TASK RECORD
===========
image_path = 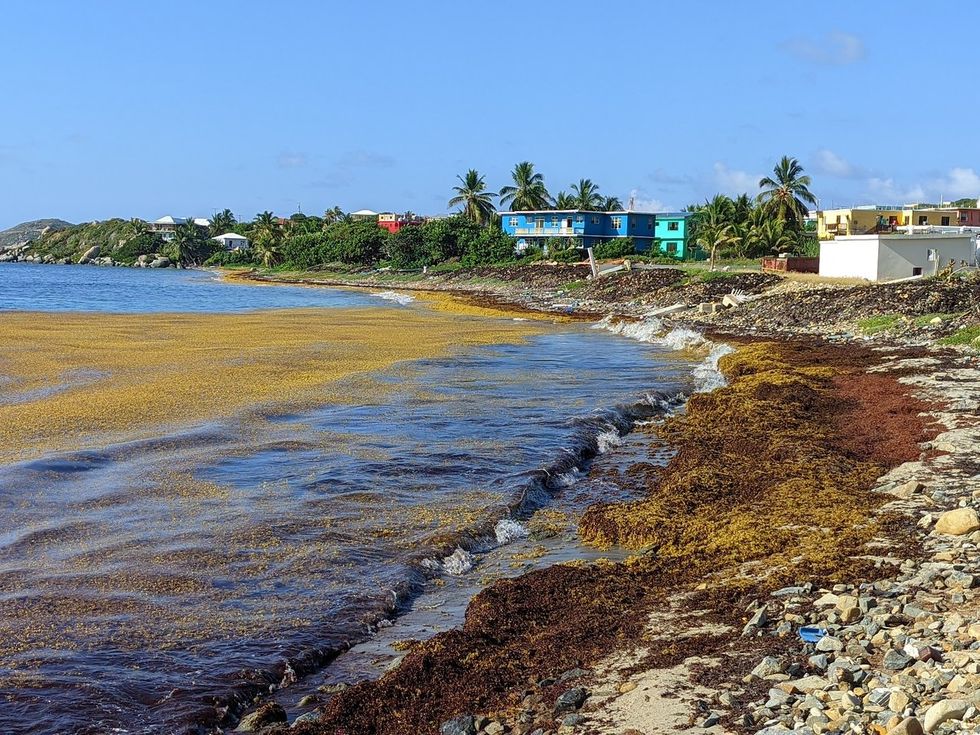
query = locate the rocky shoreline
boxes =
[213,345,967,735]
[199,265,980,735]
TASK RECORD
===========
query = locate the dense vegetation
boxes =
[21,155,821,271]
[684,156,819,269]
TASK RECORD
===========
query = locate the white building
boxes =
[819,233,977,282]
[212,232,249,251]
[148,215,211,241]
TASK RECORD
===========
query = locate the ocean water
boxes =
[0,264,708,734]
[0,262,380,312]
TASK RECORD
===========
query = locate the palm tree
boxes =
[254,211,277,230]
[448,169,496,225]
[209,209,237,236]
[758,156,817,230]
[694,195,740,270]
[697,223,740,272]
[129,218,148,236]
[732,194,754,224]
[252,229,281,267]
[570,179,603,210]
[553,191,577,210]
[498,161,551,211]
[323,206,345,224]
[601,196,623,211]
[749,219,796,257]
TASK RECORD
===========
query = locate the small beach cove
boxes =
[0,262,715,735]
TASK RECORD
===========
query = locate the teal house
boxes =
[653,213,693,258]
[500,210,693,258]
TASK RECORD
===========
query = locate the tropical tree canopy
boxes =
[209,208,237,236]
[499,161,552,211]
[758,156,817,228]
[448,169,497,225]
[570,178,603,210]
[553,191,577,210]
[323,206,345,224]
[601,196,623,211]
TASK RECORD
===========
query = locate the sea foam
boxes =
[373,290,415,305]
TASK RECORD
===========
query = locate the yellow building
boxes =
[816,207,903,239]
[818,206,974,239]
[901,207,959,227]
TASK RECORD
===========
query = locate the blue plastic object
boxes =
[799,626,826,644]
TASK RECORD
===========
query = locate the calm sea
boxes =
[0,263,702,734]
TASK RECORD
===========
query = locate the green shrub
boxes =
[204,249,256,267]
[461,227,518,266]
[551,247,584,263]
[385,225,428,268]
[593,238,635,259]
[112,233,164,264]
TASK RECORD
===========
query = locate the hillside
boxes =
[0,218,73,249]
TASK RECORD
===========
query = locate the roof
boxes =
[503,209,668,216]
[350,209,379,216]
[212,232,248,240]
[153,215,186,225]
[193,217,211,227]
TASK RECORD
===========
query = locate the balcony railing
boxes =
[512,227,582,236]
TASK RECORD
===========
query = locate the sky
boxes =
[1,0,979,229]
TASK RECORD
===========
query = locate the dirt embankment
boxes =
[279,339,939,735]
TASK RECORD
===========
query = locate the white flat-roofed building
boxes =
[819,233,977,281]
[212,232,249,250]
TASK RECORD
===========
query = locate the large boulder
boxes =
[935,508,980,536]
[149,256,171,269]
[78,245,100,264]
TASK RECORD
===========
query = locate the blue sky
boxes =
[1,1,978,228]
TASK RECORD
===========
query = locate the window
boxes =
[591,216,599,224]
[918,215,928,225]
[550,216,559,227]
[667,243,677,254]
[575,215,584,222]
[647,217,653,230]
[941,216,950,226]
[535,218,544,230]
[610,216,622,229]
[912,266,923,276]
[961,215,968,222]
[668,221,679,231]
[509,217,518,227]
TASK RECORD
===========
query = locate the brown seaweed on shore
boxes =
[291,339,939,735]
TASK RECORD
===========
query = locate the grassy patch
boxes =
[913,312,963,326]
[938,324,980,346]
[857,314,901,335]
[561,280,587,291]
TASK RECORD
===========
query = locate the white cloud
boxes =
[862,167,980,205]
[866,177,926,204]
[712,163,762,196]
[931,167,980,199]
[782,31,865,66]
[628,189,671,212]
[813,149,862,178]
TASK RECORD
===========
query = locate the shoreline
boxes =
[263,335,957,735]
[210,265,980,735]
[5,263,978,735]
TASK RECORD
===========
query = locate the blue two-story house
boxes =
[501,210,692,258]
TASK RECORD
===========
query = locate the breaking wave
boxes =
[592,315,732,393]
[373,290,415,305]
